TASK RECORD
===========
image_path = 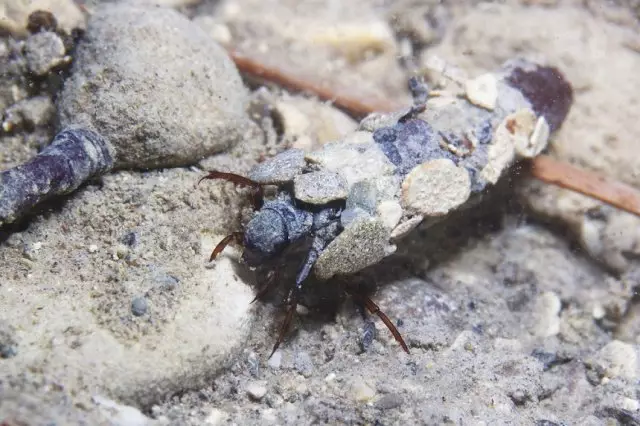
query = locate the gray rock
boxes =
[24,31,67,76]
[131,297,148,317]
[58,4,248,169]
[294,171,348,204]
[248,149,306,184]
[314,217,391,280]
[376,393,403,410]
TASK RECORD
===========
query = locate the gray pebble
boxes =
[24,31,67,76]
[294,171,348,204]
[359,320,376,353]
[376,393,403,410]
[346,180,378,215]
[315,217,391,280]
[131,297,148,317]
[58,4,248,169]
[294,351,314,378]
[249,149,306,184]
[154,272,180,292]
[120,231,139,248]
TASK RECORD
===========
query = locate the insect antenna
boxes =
[198,170,265,209]
[209,232,244,262]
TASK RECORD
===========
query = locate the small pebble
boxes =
[465,73,498,110]
[376,393,403,409]
[88,244,98,253]
[0,344,17,359]
[268,350,282,370]
[401,158,471,216]
[294,351,314,378]
[249,149,307,184]
[314,217,390,280]
[532,291,561,338]
[294,171,348,204]
[587,340,638,381]
[131,297,148,317]
[350,380,376,402]
[246,381,268,401]
[24,31,68,76]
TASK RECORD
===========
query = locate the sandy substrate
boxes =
[1,0,640,425]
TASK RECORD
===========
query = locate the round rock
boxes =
[58,4,248,169]
[294,170,348,204]
[249,149,306,184]
[401,159,471,217]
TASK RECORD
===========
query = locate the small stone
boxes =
[88,244,98,253]
[305,142,396,190]
[204,408,229,425]
[390,215,424,240]
[154,272,180,291]
[376,200,403,230]
[305,19,396,62]
[480,111,519,184]
[24,31,68,76]
[246,381,268,401]
[294,351,314,378]
[131,297,148,317]
[588,340,638,381]
[532,291,561,338]
[465,73,498,110]
[294,171,348,204]
[314,217,390,280]
[268,350,282,370]
[376,393,403,409]
[350,380,376,402]
[249,149,307,184]
[401,159,471,217]
[0,0,86,36]
[345,180,378,215]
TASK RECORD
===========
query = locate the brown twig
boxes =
[529,155,640,217]
[228,48,640,218]
[228,50,397,119]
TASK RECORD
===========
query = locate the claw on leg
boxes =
[361,295,410,354]
[251,269,279,304]
[198,170,264,209]
[210,232,244,262]
[269,290,298,358]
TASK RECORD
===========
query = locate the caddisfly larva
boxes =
[200,58,574,355]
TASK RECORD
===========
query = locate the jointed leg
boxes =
[269,236,324,357]
[346,288,410,354]
[251,268,279,304]
[198,170,264,209]
[210,232,244,262]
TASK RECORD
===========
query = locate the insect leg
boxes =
[269,237,324,357]
[346,288,410,354]
[209,232,244,262]
[251,268,279,304]
[198,170,265,209]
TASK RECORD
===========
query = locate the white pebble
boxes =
[401,159,471,217]
[246,381,268,400]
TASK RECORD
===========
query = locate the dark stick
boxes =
[0,128,114,225]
